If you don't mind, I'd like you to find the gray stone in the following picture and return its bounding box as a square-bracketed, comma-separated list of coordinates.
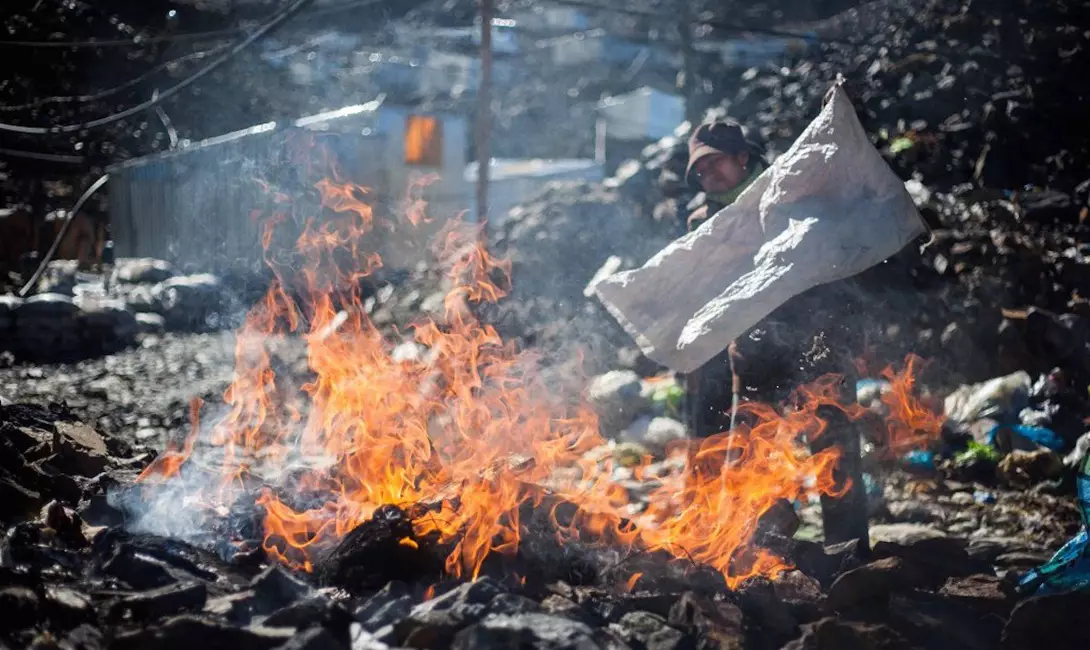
[251, 566, 316, 612]
[587, 370, 650, 436]
[136, 312, 167, 333]
[21, 292, 79, 318]
[114, 258, 175, 284]
[277, 626, 346, 650]
[620, 416, 689, 456]
[827, 557, 924, 611]
[868, 523, 947, 546]
[0, 295, 22, 315]
[453, 613, 605, 650]
[354, 582, 413, 631]
[782, 617, 914, 650]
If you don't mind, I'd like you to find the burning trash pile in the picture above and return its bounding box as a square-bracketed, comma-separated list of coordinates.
[0, 164, 1087, 650]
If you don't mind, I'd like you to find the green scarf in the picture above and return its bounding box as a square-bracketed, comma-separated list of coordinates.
[706, 161, 765, 208]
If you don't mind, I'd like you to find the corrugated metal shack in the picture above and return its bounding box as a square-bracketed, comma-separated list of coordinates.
[108, 100, 471, 276]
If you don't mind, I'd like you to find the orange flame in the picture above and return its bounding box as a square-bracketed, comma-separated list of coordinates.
[136, 157, 944, 589]
[878, 355, 945, 455]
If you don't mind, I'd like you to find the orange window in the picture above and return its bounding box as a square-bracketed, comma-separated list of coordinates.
[404, 115, 443, 166]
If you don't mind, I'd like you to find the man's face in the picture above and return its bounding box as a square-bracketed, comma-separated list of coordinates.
[693, 152, 749, 194]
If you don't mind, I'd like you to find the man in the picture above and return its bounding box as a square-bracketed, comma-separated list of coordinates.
[682, 120, 768, 438]
[685, 120, 767, 231]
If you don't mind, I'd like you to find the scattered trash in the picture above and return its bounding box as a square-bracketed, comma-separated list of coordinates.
[987, 424, 1066, 452]
[943, 371, 1032, 434]
[955, 441, 1001, 466]
[856, 378, 892, 410]
[1018, 452, 1090, 595]
[902, 449, 936, 470]
[998, 448, 1064, 488]
[972, 490, 996, 505]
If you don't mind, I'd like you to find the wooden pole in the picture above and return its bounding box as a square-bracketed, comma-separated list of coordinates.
[678, 8, 701, 126]
[475, 0, 494, 248]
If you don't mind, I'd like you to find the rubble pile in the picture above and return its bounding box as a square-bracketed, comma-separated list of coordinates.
[0, 401, 1086, 650]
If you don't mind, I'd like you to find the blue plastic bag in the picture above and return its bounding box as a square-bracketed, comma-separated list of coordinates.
[986, 423, 1066, 452]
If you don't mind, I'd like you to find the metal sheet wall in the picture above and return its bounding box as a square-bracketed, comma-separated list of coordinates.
[109, 129, 396, 276]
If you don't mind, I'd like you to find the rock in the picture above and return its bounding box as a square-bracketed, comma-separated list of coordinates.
[773, 571, 826, 610]
[939, 575, 1013, 616]
[1002, 590, 1090, 649]
[452, 613, 607, 650]
[587, 370, 650, 436]
[885, 500, 946, 525]
[868, 523, 947, 546]
[52, 421, 110, 477]
[540, 594, 583, 620]
[110, 615, 294, 650]
[737, 578, 798, 649]
[113, 581, 208, 620]
[782, 617, 914, 650]
[488, 593, 544, 616]
[826, 557, 924, 611]
[265, 595, 353, 631]
[135, 312, 167, 334]
[20, 292, 80, 319]
[44, 586, 93, 626]
[250, 565, 315, 613]
[997, 448, 1064, 487]
[0, 294, 23, 315]
[386, 579, 505, 648]
[114, 258, 175, 285]
[887, 591, 1002, 650]
[610, 611, 690, 650]
[755, 500, 801, 542]
[101, 550, 179, 591]
[353, 582, 413, 631]
[63, 624, 104, 650]
[620, 416, 689, 456]
[154, 274, 224, 331]
[667, 592, 743, 650]
[275, 627, 346, 650]
[0, 587, 41, 631]
[872, 536, 988, 588]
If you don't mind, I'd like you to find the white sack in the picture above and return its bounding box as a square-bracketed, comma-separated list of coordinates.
[593, 84, 930, 374]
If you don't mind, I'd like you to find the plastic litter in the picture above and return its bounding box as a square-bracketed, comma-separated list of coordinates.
[1018, 451, 1090, 595]
[902, 449, 935, 469]
[972, 490, 996, 505]
[986, 423, 1066, 452]
[856, 378, 892, 408]
[592, 83, 929, 373]
[943, 371, 1032, 434]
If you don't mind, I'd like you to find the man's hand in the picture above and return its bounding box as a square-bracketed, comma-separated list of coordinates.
[686, 204, 710, 230]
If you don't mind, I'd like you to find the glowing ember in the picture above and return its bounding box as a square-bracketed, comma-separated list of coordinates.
[134, 162, 944, 589]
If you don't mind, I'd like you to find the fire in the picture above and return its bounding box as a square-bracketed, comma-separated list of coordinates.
[877, 355, 945, 455]
[134, 154, 944, 590]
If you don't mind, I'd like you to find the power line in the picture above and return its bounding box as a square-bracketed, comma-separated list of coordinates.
[0, 0, 324, 135]
[0, 146, 85, 164]
[0, 0, 384, 49]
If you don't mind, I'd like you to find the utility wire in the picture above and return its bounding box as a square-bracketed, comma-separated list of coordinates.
[0, 0, 321, 135]
[0, 0, 383, 49]
[18, 174, 110, 298]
